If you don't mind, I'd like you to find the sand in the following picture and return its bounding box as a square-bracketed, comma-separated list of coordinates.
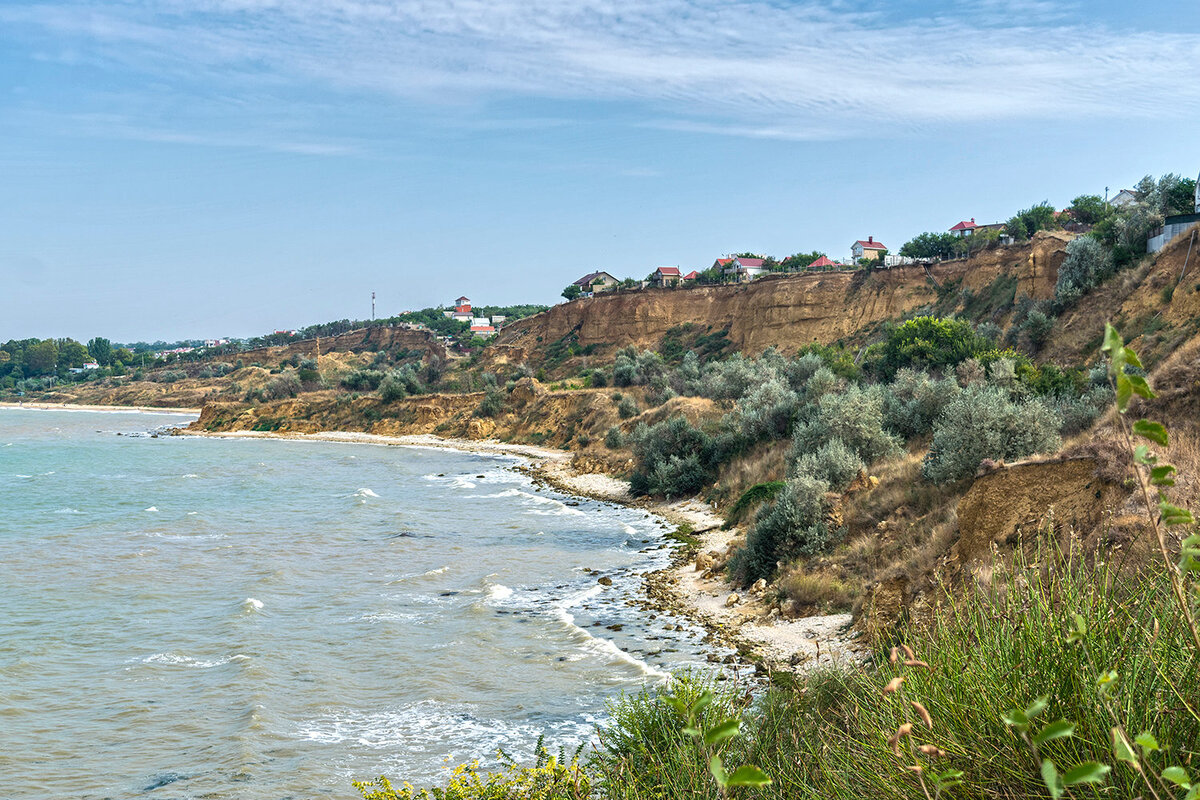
[0, 401, 202, 415]
[191, 428, 866, 673]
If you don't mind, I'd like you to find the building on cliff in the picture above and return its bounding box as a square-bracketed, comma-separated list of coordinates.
[571, 271, 619, 295]
[851, 236, 888, 261]
[651, 266, 683, 287]
[719, 256, 768, 282]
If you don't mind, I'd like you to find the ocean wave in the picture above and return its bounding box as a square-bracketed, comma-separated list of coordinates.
[137, 652, 239, 669]
[144, 506, 159, 512]
[548, 598, 670, 680]
[487, 583, 513, 601]
[181, 473, 199, 479]
[54, 507, 83, 515]
[241, 597, 264, 612]
[352, 487, 380, 498]
[357, 610, 419, 623]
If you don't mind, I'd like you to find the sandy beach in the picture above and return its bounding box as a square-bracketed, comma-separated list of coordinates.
[0, 401, 203, 415]
[191, 427, 865, 674]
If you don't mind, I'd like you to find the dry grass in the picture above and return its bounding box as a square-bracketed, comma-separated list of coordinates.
[712, 440, 790, 510]
[777, 567, 858, 613]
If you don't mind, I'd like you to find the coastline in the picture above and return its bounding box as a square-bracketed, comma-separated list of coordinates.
[0, 400, 203, 415]
[190, 427, 864, 674]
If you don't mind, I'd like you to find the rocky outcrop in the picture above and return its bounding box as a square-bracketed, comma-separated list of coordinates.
[954, 457, 1129, 565]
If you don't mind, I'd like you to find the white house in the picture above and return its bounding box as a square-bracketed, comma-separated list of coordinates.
[851, 237, 888, 261]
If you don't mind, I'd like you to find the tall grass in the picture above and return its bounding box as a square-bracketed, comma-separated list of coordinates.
[591, 545, 1200, 798]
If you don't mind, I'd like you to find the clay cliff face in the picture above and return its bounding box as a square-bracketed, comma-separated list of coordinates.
[493, 232, 1072, 361]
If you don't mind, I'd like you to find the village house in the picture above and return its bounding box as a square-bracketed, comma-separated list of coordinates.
[571, 270, 619, 296]
[469, 317, 496, 337]
[950, 218, 978, 237]
[681, 270, 699, 282]
[807, 255, 840, 269]
[851, 237, 887, 261]
[1111, 189, 1139, 208]
[651, 266, 684, 287]
[719, 256, 768, 282]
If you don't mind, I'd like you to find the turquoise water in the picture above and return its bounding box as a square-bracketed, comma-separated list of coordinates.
[0, 408, 719, 799]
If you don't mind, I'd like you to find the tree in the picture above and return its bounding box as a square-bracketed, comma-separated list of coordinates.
[899, 232, 960, 260]
[561, 283, 582, 301]
[87, 337, 113, 366]
[1005, 202, 1058, 241]
[56, 339, 89, 369]
[1065, 194, 1111, 225]
[779, 251, 828, 271]
[22, 339, 58, 375]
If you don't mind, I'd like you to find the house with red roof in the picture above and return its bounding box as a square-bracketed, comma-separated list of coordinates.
[851, 236, 887, 262]
[807, 255, 840, 270]
[652, 266, 683, 287]
[950, 218, 978, 237]
[681, 270, 699, 282]
[721, 256, 769, 283]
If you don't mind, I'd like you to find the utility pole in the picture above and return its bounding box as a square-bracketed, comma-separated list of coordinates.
[1105, 186, 1109, 207]
[371, 292, 376, 320]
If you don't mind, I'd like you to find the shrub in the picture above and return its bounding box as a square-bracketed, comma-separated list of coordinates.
[722, 481, 786, 529]
[612, 347, 665, 387]
[922, 385, 1062, 483]
[793, 384, 901, 465]
[617, 395, 639, 419]
[629, 417, 714, 497]
[1052, 385, 1113, 436]
[736, 377, 801, 442]
[475, 387, 505, 418]
[1054, 236, 1112, 306]
[379, 375, 407, 402]
[265, 373, 300, 400]
[729, 474, 835, 583]
[874, 316, 989, 378]
[1022, 309, 1056, 350]
[778, 568, 856, 611]
[792, 437, 863, 491]
[883, 368, 960, 438]
[156, 370, 186, 383]
[341, 369, 385, 391]
[604, 426, 624, 449]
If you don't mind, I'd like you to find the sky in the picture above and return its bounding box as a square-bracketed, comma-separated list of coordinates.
[2, 0, 1199, 342]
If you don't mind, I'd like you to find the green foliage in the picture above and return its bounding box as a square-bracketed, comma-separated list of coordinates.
[898, 231, 964, 260]
[1055, 235, 1113, 307]
[562, 283, 583, 301]
[603, 426, 624, 449]
[923, 385, 1062, 483]
[722, 481, 786, 529]
[1022, 308, 1057, 350]
[793, 383, 902, 466]
[1005, 201, 1059, 241]
[730, 474, 834, 583]
[616, 395, 639, 419]
[342, 369, 386, 391]
[1065, 194, 1114, 226]
[86, 336, 113, 366]
[792, 437, 863, 491]
[882, 368, 961, 438]
[873, 316, 991, 379]
[628, 417, 715, 498]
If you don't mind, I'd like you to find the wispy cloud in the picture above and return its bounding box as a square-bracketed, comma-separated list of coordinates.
[3, 0, 1198, 144]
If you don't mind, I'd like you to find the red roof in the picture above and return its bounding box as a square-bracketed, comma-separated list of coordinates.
[807, 255, 838, 268]
[682, 270, 699, 280]
[735, 257, 765, 268]
[456, 296, 470, 303]
[715, 258, 733, 266]
[854, 239, 887, 250]
[469, 325, 494, 332]
[949, 219, 977, 232]
[656, 266, 682, 277]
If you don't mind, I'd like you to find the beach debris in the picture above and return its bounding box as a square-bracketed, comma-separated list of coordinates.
[597, 576, 613, 586]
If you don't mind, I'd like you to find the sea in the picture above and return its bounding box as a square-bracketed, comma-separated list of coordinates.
[0, 408, 728, 799]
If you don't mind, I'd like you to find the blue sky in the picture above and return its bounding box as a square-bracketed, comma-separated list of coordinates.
[2, 0, 1199, 342]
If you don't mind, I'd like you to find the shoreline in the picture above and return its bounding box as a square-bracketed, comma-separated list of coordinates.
[189, 427, 864, 674]
[0, 400, 202, 415]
